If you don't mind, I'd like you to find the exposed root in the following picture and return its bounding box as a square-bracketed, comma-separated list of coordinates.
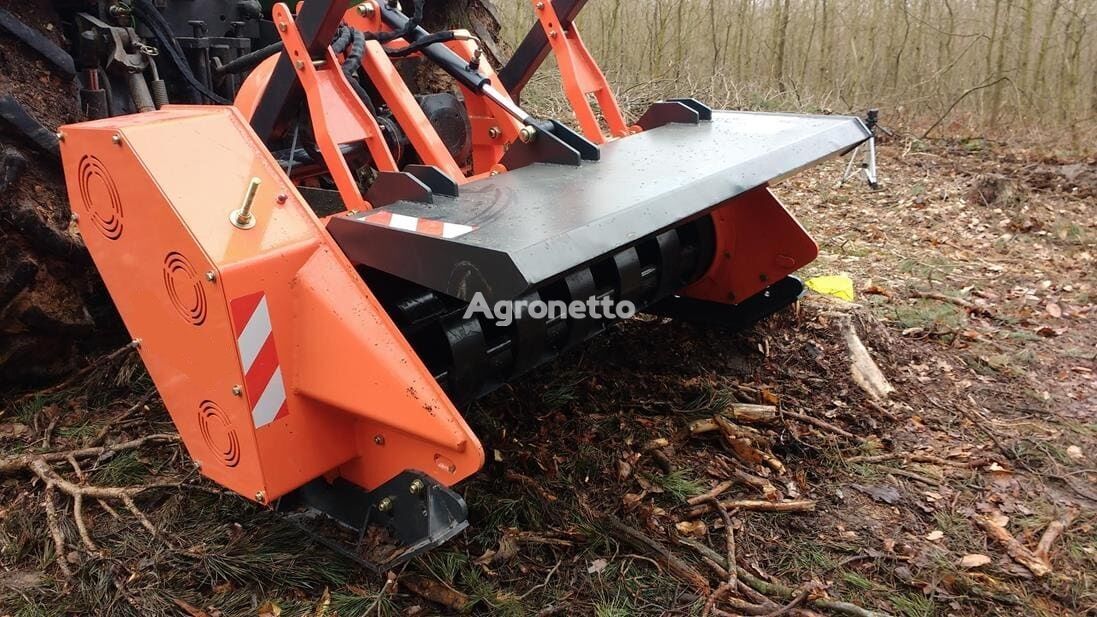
[0, 434, 179, 474]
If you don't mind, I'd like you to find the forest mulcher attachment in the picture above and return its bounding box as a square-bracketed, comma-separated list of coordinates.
[58, 0, 870, 569]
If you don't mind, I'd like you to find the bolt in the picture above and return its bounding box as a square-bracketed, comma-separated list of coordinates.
[112, 134, 122, 145]
[71, 213, 79, 223]
[232, 385, 243, 396]
[205, 271, 217, 282]
[549, 30, 558, 38]
[373, 434, 385, 445]
[276, 193, 288, 204]
[231, 177, 261, 229]
[255, 491, 266, 504]
[519, 125, 537, 144]
[409, 479, 425, 495]
[278, 21, 287, 32]
[489, 170, 500, 176]
[536, 1, 545, 8]
[357, 2, 376, 17]
[56, 131, 65, 143]
[131, 338, 142, 349]
[294, 60, 305, 70]
[488, 127, 501, 139]
[377, 497, 394, 512]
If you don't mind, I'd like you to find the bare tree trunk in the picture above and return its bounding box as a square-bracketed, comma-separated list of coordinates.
[989, 0, 1014, 125]
[772, 0, 791, 92]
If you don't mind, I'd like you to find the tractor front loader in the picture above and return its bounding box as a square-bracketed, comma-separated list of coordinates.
[58, 0, 871, 569]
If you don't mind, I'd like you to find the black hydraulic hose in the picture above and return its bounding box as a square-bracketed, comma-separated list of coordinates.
[131, 0, 230, 104]
[215, 41, 283, 75]
[342, 27, 366, 76]
[382, 31, 475, 58]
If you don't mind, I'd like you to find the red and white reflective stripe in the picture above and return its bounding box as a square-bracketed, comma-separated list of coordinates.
[230, 292, 288, 429]
[364, 211, 476, 239]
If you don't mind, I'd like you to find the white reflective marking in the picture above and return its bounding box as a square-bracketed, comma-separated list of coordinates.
[389, 213, 420, 231]
[237, 296, 271, 373]
[251, 366, 286, 428]
[442, 222, 475, 239]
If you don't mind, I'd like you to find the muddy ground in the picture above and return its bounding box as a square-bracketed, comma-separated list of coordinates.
[0, 128, 1093, 617]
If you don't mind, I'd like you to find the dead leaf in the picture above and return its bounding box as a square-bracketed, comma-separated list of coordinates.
[1046, 302, 1062, 318]
[1066, 446, 1083, 461]
[258, 600, 282, 617]
[960, 554, 992, 569]
[675, 520, 708, 537]
[926, 530, 945, 541]
[587, 558, 608, 574]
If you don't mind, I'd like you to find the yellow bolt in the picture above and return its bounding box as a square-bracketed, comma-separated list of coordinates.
[377, 497, 394, 512]
[231, 177, 262, 229]
[409, 479, 425, 495]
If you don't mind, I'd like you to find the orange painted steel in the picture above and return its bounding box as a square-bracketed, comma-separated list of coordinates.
[271, 2, 396, 210]
[685, 186, 819, 305]
[442, 35, 525, 175]
[530, 0, 629, 144]
[59, 106, 484, 502]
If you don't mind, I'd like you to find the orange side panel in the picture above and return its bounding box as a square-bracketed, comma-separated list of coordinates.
[60, 106, 484, 502]
[686, 187, 819, 305]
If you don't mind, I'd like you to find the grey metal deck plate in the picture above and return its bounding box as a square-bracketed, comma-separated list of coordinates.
[328, 111, 870, 303]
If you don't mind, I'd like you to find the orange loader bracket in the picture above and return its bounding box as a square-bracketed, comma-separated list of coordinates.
[59, 0, 871, 570]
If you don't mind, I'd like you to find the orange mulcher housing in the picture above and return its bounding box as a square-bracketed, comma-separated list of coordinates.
[59, 0, 869, 567]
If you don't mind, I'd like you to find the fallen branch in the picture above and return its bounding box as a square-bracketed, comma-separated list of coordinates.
[975, 517, 1049, 577]
[599, 514, 710, 594]
[687, 480, 736, 506]
[679, 538, 893, 617]
[686, 499, 816, 518]
[845, 452, 979, 468]
[1034, 510, 1077, 562]
[910, 290, 993, 318]
[780, 409, 857, 440]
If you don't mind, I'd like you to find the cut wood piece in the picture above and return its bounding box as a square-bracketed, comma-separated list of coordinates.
[836, 314, 894, 400]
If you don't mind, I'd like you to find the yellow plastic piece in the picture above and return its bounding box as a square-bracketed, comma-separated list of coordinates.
[805, 275, 855, 302]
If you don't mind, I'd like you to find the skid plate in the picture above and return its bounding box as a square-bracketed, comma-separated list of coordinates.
[328, 111, 869, 303]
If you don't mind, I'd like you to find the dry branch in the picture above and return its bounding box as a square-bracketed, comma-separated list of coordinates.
[910, 290, 993, 317]
[678, 538, 893, 617]
[976, 517, 1048, 577]
[686, 499, 816, 518]
[835, 315, 894, 400]
[599, 514, 710, 594]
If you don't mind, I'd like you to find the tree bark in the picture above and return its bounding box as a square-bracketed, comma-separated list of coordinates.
[0, 0, 504, 387]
